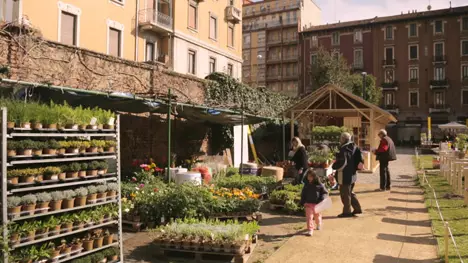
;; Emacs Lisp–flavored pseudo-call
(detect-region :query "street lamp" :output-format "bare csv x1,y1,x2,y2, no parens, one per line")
361,72,367,100
256,54,263,88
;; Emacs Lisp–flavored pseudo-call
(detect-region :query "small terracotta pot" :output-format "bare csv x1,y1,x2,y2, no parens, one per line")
87,193,97,203
32,122,42,130
58,148,66,155
9,232,19,245
50,249,61,259
87,170,98,176
20,122,31,129
103,234,114,245
49,200,63,211
8,206,21,218
18,149,32,156
7,122,15,129
8,176,19,185
20,175,35,183
79,147,86,154
61,222,73,233
104,124,115,130
58,173,66,180
78,124,87,130
43,148,57,155
98,124,104,130
107,190,117,200
83,240,94,251
35,227,49,239
44,174,59,181
62,199,75,209
94,237,104,248
108,255,118,261
44,123,57,129
98,169,108,175
74,222,84,230
33,149,43,156
24,230,36,242
66,172,79,178
65,124,78,129
97,192,107,201
36,202,50,214
75,196,87,207
87,125,98,130
35,175,43,182
98,147,104,153
71,242,83,251
87,147,98,153
66,148,79,154
7,149,16,157
61,246,72,257
50,225,61,236
22,203,37,216
78,171,87,178
104,147,115,153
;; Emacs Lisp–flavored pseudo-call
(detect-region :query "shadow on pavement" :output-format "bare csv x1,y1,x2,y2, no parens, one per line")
388,197,424,204
373,254,440,263
386,206,428,213
377,233,437,246
390,190,424,195
381,217,431,227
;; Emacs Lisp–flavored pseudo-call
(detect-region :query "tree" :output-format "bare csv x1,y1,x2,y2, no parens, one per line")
310,47,382,105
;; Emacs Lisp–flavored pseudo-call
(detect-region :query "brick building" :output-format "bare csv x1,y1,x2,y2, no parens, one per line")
300,6,468,143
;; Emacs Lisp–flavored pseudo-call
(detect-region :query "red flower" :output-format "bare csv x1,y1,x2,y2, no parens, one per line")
144,166,151,172
139,184,145,189
132,160,140,167
154,188,159,192
131,177,137,182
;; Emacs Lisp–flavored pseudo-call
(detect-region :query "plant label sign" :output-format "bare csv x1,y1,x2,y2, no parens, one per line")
90,117,98,125
108,117,115,126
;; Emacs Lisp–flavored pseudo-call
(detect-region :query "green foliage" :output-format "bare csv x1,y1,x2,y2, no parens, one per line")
21,194,37,205
205,72,292,118
214,174,277,194
75,187,88,197
455,134,468,150
36,192,52,203
7,196,21,208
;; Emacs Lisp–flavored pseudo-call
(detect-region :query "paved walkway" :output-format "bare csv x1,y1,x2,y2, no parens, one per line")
265,149,439,263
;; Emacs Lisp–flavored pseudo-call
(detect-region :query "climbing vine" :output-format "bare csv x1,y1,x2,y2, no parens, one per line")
204,73,292,118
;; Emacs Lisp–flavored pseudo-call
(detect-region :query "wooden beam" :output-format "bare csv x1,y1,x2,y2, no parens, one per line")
290,111,295,141
293,88,329,120
334,91,370,120
293,109,371,113
369,110,376,170
313,95,329,109
329,89,332,109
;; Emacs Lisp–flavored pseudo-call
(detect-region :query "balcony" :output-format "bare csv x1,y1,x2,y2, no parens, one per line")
225,6,241,23
352,62,364,70
430,79,449,89
138,8,173,33
383,105,399,114
382,59,396,67
433,55,447,64
429,104,451,113
381,81,399,90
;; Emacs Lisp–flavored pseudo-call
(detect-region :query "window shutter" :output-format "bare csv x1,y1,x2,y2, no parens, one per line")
109,28,121,57
61,12,76,46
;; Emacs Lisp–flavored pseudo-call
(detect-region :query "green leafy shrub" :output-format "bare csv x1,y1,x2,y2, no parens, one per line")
7,196,21,208
36,192,52,203
75,187,88,197
21,194,37,205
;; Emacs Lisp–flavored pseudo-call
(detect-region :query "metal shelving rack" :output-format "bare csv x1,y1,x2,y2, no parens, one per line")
1,108,124,263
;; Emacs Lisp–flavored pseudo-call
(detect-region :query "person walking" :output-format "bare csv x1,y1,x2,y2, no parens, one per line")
289,137,309,185
332,132,363,218
300,169,328,236
373,129,397,191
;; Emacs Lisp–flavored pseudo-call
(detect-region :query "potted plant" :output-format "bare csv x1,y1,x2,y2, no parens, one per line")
7,141,18,157
47,242,61,259
16,139,35,156
21,221,38,242
97,161,109,175
79,163,88,178
87,185,98,204
103,229,114,245
66,141,82,154
7,169,20,185
96,185,108,202
49,191,64,211
36,192,52,214
87,161,99,176
58,141,68,155
106,183,118,200
21,194,37,216
92,229,104,248
87,140,100,153
7,196,21,218
61,215,74,233
92,140,106,153
80,141,90,153
31,141,45,156
62,190,76,209
60,239,72,257
82,233,94,251
65,163,81,178
58,165,67,180
35,221,50,240
74,187,88,207
46,216,61,236
44,139,60,155
42,107,60,129
104,140,117,153
43,166,61,180
105,247,119,261
18,168,37,183
91,209,105,224
71,238,83,252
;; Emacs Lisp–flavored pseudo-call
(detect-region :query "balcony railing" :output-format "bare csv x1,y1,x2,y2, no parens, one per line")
430,79,449,89
433,55,446,63
382,105,399,114
225,6,241,23
381,81,399,89
352,62,364,70
138,8,173,32
382,59,396,66
409,78,418,83
429,104,451,113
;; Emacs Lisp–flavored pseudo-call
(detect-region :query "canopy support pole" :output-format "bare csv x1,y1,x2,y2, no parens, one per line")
167,88,172,182
240,105,244,176
290,111,295,141
282,114,286,161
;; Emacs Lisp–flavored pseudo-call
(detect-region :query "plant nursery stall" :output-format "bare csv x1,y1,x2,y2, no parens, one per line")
0,99,122,263
282,84,397,172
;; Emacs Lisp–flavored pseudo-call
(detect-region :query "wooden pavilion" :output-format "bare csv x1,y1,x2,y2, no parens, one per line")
283,84,397,172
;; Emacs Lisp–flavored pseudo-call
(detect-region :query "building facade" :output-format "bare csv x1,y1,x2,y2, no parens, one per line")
0,0,242,79
300,6,468,142
242,0,320,97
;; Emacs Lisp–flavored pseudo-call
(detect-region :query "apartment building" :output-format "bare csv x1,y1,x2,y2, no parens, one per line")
242,0,320,97
300,5,468,142
0,0,242,79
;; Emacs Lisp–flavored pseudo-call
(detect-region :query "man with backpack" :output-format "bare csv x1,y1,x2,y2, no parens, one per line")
373,129,397,191
332,132,363,218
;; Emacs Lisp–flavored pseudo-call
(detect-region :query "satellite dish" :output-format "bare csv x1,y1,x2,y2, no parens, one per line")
427,5,432,10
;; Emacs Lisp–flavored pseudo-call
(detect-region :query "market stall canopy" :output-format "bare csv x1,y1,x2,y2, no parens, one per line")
438,122,468,130
0,78,270,125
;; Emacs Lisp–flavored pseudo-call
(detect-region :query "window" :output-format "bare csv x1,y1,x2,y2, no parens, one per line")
243,34,251,46
409,23,417,37
332,32,339,45
434,20,443,33
462,40,468,56
188,50,196,74
462,65,468,80
384,69,394,83
434,67,445,80
434,42,444,56
354,30,362,43
385,47,394,60
409,45,418,60
108,28,121,57
385,26,393,40
354,49,363,65
409,91,419,107
463,17,468,31
145,42,155,61
410,67,418,81
242,51,250,61
310,36,318,47
434,91,445,106
188,2,197,29
209,57,216,74
110,0,124,5
209,15,217,40
228,23,234,47
60,12,77,46
227,63,233,76
385,93,394,106
463,90,468,105
229,0,234,5
310,54,317,65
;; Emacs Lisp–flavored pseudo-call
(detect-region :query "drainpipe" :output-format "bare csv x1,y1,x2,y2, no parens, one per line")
134,0,140,61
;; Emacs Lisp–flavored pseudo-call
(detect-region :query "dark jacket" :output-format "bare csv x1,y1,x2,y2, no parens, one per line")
332,142,361,185
376,136,397,162
300,182,328,205
291,147,309,171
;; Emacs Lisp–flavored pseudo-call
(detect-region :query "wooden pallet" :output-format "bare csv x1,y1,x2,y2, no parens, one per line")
155,241,257,263
121,220,143,232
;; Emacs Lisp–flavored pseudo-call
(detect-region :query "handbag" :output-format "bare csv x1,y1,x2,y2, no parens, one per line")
315,197,332,213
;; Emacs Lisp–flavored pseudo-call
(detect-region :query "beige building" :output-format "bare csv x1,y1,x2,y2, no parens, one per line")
0,0,242,79
242,0,320,97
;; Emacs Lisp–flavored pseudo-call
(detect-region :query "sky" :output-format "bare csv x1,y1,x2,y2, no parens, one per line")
313,0,468,24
